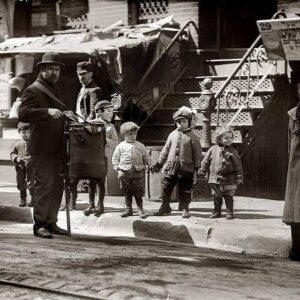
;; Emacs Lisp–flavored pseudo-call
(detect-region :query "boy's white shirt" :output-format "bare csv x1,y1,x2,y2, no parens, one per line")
112,140,151,171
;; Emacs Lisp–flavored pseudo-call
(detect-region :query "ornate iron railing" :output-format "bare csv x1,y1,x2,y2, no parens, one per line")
139,20,199,128
215,10,286,127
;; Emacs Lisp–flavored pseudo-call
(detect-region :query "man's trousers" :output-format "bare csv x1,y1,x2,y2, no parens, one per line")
31,153,64,231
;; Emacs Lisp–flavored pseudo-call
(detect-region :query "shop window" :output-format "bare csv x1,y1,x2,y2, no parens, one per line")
31,13,47,27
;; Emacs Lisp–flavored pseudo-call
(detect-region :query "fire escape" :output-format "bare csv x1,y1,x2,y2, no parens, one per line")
136,11,288,199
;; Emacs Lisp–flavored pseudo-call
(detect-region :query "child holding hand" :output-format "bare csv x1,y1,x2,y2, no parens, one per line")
112,122,151,219
199,126,243,220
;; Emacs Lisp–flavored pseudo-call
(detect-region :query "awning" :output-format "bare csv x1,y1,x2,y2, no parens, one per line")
0,17,180,96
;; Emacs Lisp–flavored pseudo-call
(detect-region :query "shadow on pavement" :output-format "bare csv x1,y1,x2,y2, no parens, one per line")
133,220,195,245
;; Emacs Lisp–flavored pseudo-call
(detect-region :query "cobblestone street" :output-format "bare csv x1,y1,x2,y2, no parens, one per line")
0,229,300,300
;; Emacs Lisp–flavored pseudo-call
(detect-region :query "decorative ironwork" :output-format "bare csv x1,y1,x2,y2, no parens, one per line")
138,0,169,24
223,86,241,109
61,13,88,29
168,50,181,80
240,47,277,77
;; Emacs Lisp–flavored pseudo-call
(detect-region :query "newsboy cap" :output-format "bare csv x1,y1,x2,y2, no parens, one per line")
76,61,93,74
36,52,65,67
95,100,114,111
173,108,192,122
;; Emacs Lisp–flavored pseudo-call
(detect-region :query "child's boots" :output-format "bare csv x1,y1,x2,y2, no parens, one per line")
209,196,222,218
121,196,133,218
135,196,147,219
70,198,76,211
94,199,104,217
180,193,191,218
153,196,172,216
137,206,147,219
182,208,190,218
19,198,26,207
83,198,95,216
224,195,234,220
27,189,34,207
153,204,172,216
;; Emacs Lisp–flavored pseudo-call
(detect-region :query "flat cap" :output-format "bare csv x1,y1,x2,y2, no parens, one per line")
95,100,114,111
76,61,93,74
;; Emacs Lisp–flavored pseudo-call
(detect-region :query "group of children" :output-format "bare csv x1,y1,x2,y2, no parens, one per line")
11,101,243,220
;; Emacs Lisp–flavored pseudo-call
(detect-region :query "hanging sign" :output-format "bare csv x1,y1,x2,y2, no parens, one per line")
257,18,300,60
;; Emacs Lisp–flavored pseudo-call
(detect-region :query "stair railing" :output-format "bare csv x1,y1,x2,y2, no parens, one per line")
139,20,199,128
215,10,286,127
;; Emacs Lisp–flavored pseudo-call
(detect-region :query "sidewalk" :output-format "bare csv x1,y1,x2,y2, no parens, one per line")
0,182,291,257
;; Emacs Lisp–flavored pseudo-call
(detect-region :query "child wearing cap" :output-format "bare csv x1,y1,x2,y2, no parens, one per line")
84,100,119,216
112,122,152,219
10,122,34,207
198,126,243,220
151,108,202,218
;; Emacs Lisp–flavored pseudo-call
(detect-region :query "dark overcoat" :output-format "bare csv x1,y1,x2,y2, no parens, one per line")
283,107,300,224
78,79,102,121
18,75,64,154
158,128,203,174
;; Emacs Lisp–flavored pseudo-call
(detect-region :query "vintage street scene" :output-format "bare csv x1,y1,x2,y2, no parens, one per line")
0,0,300,299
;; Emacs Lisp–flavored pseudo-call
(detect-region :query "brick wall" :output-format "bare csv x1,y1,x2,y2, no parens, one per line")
88,0,128,29
168,0,198,27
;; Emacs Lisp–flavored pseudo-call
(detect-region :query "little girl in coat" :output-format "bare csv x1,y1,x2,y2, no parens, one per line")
199,126,243,219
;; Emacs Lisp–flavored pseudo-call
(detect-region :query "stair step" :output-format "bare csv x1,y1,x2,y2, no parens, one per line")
150,110,253,127
163,93,265,110
139,126,243,144
175,76,274,93
203,59,285,77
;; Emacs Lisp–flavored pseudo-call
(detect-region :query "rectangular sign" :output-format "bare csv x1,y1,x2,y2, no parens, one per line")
257,17,300,60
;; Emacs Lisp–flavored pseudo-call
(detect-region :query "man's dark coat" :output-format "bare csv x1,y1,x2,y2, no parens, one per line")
19,74,64,154
78,79,102,121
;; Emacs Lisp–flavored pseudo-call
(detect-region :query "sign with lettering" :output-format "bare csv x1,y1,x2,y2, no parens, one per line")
257,18,300,60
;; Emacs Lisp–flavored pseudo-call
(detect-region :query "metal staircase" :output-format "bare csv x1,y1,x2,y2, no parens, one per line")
136,12,286,198
138,53,281,149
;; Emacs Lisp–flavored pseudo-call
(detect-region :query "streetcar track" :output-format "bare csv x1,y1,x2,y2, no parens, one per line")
0,279,109,300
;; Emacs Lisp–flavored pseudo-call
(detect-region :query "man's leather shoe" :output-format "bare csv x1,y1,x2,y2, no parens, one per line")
49,224,68,236
34,228,52,239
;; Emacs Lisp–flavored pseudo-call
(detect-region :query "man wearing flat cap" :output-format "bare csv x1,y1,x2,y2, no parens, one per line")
76,61,102,122
19,52,68,239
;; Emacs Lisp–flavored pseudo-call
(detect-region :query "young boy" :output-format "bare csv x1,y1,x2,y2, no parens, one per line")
10,122,34,207
151,108,202,218
199,126,243,220
84,100,119,216
112,122,151,219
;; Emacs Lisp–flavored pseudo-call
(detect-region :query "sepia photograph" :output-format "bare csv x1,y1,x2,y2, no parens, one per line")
0,0,299,299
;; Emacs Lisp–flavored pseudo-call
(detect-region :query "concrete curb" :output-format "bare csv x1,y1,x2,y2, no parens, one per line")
0,195,291,258
0,205,32,224
56,210,290,258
